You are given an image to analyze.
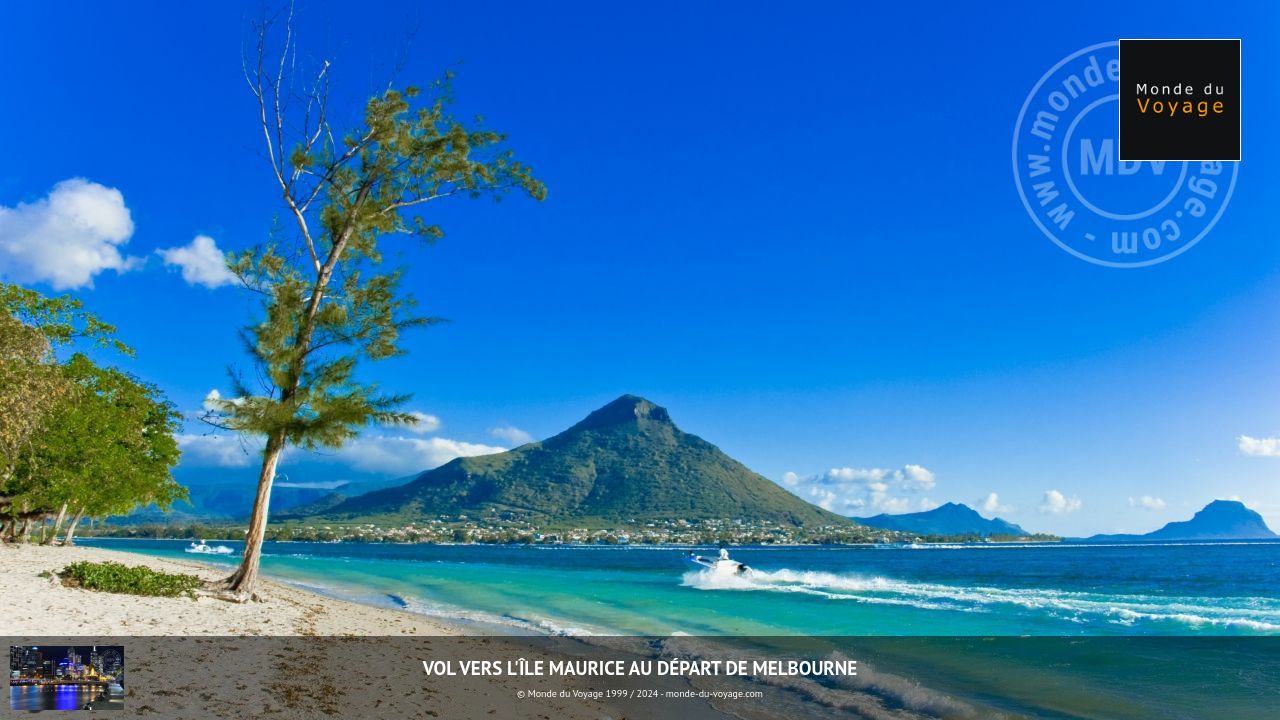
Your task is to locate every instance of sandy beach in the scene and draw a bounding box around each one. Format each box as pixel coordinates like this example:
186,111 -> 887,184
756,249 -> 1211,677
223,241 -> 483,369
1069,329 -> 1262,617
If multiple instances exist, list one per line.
2,543 -> 689,719
0,542 -> 463,637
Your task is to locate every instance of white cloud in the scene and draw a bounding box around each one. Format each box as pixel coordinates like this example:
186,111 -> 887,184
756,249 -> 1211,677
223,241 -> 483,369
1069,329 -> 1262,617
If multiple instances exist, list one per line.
202,389 -> 224,412
1128,495 -> 1167,510
819,465 -> 937,491
276,480 -> 346,490
176,433 -> 263,468
177,427 -> 504,476
782,464 -> 938,515
0,178 -> 138,289
403,411 -> 442,434
1040,490 -> 1082,514
324,435 -> 506,475
488,425 -> 534,445
157,234 -> 235,288
902,464 -> 936,490
201,389 -> 245,412
978,492 -> 1012,515
1239,435 -> 1280,457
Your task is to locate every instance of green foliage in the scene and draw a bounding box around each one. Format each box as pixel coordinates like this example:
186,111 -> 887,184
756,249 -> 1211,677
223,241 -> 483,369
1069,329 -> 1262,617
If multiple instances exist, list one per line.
1,282 -> 136,491
85,523 -> 234,540
10,355 -> 185,518
317,395 -> 851,528
0,313 -> 67,476
58,561 -> 200,598
209,75 -> 544,454
0,284 -> 184,536
0,283 -> 132,355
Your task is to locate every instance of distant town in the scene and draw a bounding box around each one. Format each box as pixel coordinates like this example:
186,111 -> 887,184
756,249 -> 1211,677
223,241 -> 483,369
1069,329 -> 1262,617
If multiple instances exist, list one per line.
84,514 -> 1061,546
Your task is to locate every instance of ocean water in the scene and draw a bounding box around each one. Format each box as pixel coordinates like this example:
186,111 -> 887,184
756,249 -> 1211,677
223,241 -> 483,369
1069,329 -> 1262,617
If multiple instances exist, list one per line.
73,539 -> 1280,717
80,539 -> 1280,637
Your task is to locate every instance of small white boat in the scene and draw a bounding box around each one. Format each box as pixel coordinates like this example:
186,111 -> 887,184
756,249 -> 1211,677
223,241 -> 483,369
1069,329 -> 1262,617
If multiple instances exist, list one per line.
185,539 -> 233,555
684,548 -> 752,576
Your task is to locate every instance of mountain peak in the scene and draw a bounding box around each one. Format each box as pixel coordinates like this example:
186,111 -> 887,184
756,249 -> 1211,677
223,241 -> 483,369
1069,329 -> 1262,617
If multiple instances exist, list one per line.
570,394 -> 672,431
857,502 -> 1028,537
933,502 -> 985,518
315,394 -> 847,527
1086,499 -> 1276,542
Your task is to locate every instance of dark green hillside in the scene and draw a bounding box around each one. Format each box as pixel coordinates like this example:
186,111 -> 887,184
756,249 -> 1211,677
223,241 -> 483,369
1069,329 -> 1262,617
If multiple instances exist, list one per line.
308,395 -> 848,527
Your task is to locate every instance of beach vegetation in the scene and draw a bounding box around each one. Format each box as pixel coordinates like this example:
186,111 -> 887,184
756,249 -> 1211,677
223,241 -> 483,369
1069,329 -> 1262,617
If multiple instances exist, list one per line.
58,560 -> 201,598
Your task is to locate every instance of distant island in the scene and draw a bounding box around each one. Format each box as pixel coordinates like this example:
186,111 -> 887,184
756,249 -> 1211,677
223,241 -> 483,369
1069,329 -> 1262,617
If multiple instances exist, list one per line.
1083,500 -> 1277,542
857,502 -> 1030,538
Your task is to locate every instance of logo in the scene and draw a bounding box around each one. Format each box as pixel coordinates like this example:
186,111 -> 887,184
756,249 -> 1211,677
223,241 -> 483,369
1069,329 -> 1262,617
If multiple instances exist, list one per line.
1119,39 -> 1240,161
1012,42 -> 1237,268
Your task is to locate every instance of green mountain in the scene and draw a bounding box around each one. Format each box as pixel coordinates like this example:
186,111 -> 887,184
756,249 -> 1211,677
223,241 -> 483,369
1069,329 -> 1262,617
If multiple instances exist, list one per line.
304,395 -> 850,527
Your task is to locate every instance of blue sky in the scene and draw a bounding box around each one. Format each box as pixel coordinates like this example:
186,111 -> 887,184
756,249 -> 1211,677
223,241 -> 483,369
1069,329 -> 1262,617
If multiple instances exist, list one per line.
2,1 -> 1278,534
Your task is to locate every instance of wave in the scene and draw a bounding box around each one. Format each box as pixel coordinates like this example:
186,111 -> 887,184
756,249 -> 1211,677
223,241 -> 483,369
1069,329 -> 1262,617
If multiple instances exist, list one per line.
389,594 -> 605,637
682,567 -> 1280,633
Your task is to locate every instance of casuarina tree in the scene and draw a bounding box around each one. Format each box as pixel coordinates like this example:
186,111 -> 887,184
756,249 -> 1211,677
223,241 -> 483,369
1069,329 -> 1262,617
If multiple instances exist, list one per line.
203,8 -> 544,598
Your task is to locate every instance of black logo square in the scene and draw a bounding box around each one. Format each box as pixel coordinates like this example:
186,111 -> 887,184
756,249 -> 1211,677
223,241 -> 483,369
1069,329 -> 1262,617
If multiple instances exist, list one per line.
1119,39 -> 1240,161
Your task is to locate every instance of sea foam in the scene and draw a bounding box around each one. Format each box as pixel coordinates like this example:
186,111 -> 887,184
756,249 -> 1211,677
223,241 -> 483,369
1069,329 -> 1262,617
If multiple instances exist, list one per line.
682,567 -> 1280,633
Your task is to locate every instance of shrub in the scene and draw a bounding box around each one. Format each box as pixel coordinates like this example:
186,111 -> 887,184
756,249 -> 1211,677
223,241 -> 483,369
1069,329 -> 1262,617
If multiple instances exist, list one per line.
58,561 -> 201,598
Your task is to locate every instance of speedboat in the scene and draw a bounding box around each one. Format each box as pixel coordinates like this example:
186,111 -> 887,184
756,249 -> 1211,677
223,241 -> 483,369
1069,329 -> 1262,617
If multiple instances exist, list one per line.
185,540 -> 233,555
684,548 -> 752,576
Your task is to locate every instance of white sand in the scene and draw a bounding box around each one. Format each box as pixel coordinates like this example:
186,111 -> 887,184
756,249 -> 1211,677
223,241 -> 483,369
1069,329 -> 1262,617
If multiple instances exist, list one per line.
0,542 -> 730,718
0,542 -> 462,636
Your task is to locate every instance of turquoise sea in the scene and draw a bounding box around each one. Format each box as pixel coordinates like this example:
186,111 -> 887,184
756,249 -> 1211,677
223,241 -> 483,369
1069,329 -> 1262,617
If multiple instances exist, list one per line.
77,538 -> 1280,718
81,538 -> 1280,636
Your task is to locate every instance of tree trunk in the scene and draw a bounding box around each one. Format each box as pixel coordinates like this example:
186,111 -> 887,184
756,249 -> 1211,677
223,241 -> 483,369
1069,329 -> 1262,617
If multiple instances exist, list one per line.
63,508 -> 86,546
43,503 -> 68,545
19,517 -> 32,543
224,430 -> 287,596
217,185 -> 350,599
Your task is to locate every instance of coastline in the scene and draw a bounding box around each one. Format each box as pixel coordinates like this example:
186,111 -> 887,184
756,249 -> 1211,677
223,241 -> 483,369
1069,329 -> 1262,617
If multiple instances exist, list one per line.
7,541 -> 1279,718
0,542 -> 466,637
1,543 -> 738,719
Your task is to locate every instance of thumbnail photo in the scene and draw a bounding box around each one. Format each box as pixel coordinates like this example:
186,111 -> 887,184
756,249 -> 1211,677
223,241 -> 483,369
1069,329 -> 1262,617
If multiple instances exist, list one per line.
9,646 -> 123,712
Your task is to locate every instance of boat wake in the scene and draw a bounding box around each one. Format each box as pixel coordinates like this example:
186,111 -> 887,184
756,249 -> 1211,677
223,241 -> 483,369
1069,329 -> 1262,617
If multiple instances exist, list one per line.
682,567 -> 1280,633
184,540 -> 234,555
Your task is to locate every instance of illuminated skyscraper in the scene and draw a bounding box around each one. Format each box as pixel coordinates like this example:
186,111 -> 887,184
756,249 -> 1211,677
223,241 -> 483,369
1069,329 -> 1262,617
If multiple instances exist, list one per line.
11,646 -> 44,678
